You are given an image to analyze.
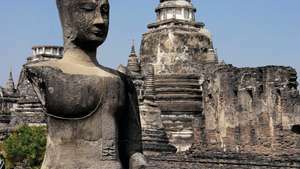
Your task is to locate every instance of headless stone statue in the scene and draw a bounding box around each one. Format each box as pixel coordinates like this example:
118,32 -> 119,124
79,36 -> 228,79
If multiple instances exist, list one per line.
23,0 -> 146,168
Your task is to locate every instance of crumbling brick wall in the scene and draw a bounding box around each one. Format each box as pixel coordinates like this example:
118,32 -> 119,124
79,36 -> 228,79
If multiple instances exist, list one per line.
200,65 -> 300,158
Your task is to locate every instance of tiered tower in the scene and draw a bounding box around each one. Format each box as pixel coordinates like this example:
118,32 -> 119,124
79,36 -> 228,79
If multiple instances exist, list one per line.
138,0 -> 219,151
4,70 -> 16,96
141,0 -> 218,75
0,70 -> 19,113
127,42 -> 141,74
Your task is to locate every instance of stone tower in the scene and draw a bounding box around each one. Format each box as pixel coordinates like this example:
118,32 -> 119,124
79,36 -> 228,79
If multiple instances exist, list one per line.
4,69 -> 16,95
127,41 -> 141,74
141,0 -> 218,75
0,70 -> 18,113
136,0 -> 219,151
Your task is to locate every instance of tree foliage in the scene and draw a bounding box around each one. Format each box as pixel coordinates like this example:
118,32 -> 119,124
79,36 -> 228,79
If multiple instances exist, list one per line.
2,125 -> 46,168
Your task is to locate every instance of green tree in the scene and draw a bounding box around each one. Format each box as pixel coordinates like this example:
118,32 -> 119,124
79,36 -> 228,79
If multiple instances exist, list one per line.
3,125 -> 46,168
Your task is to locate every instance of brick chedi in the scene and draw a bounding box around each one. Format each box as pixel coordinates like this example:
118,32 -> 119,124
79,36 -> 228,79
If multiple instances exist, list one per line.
0,70 -> 19,125
142,0 -> 217,74
127,41 -> 141,74
0,70 -> 19,112
139,0 -> 219,151
0,70 -> 19,111
0,71 -> 19,140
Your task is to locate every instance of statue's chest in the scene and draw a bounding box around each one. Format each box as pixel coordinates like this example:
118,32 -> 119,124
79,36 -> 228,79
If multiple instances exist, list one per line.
37,67 -> 124,119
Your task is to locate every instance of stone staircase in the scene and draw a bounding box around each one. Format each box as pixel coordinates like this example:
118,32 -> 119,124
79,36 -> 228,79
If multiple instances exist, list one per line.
14,99 -> 46,125
154,74 -> 203,151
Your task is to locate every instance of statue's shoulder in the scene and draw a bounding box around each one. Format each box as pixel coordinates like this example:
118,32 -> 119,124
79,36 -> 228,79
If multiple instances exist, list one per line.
24,60 -> 58,69
24,60 -> 60,73
23,61 -> 64,82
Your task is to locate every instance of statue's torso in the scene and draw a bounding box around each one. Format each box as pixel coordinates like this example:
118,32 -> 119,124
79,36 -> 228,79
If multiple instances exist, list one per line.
32,66 -> 124,119
25,63 -> 126,169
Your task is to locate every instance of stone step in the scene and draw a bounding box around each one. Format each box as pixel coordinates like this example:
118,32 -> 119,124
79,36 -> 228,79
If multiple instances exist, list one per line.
156,94 -> 201,101
161,111 -> 202,116
17,102 -> 41,105
155,82 -> 200,88
143,128 -> 168,134
155,79 -> 199,83
156,74 -> 200,79
16,104 -> 42,109
157,100 -> 202,112
16,103 -> 42,106
16,106 -> 43,110
15,108 -> 44,113
156,88 -> 202,94
17,100 -> 40,104
142,131 -> 168,138
161,114 -> 195,121
143,143 -> 177,153
142,137 -> 170,143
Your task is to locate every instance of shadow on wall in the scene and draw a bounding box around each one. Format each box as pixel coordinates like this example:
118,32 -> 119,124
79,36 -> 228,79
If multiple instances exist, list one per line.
292,125 -> 300,134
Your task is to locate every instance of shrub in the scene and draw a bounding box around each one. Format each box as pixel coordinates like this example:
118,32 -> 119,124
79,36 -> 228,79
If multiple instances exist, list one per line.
2,125 -> 46,168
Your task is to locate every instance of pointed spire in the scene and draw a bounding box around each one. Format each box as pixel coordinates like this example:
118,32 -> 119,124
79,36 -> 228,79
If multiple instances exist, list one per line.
5,66 -> 15,94
127,40 -> 141,73
131,39 -> 136,55
9,66 -> 13,81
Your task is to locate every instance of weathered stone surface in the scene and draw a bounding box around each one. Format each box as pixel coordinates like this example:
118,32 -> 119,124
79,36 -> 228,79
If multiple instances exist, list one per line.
140,27 -> 214,75
122,0 -> 300,168
134,64 -> 177,155
135,0 -> 220,152
2,0 -> 299,168
0,71 -> 19,113
200,65 -> 300,157
147,153 -> 300,169
23,0 -> 146,168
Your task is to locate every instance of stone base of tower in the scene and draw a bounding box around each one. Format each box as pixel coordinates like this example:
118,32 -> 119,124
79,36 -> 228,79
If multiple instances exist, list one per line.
146,153 -> 300,169
140,99 -> 177,155
142,128 -> 177,156
154,74 -> 203,152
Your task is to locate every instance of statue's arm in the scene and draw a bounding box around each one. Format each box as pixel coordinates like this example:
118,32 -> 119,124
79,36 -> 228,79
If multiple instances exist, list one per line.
119,75 -> 147,169
23,65 -> 46,106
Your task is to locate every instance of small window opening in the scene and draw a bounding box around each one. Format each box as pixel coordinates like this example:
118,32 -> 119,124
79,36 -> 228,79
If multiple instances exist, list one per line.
291,125 -> 300,134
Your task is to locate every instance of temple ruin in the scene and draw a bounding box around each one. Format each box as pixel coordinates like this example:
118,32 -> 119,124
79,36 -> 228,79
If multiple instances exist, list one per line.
0,0 -> 299,168
122,0 -> 300,168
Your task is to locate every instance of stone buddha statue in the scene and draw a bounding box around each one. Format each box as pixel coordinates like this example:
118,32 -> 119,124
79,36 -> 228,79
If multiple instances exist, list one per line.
23,0 -> 146,168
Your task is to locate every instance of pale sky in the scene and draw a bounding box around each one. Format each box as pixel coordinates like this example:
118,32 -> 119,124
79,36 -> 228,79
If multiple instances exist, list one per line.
0,0 -> 299,86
